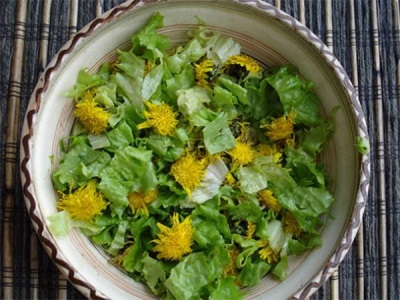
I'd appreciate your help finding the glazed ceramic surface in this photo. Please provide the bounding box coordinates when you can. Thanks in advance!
[20,0,370,299]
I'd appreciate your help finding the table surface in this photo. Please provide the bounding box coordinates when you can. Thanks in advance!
[1,0,399,299]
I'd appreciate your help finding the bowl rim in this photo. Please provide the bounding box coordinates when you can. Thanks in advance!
[20,0,371,299]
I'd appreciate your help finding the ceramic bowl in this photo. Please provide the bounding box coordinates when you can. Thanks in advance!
[20,0,370,299]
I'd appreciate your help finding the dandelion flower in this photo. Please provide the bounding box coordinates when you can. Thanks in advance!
[128,190,157,216]
[74,91,110,135]
[57,180,107,220]
[225,54,262,74]
[170,152,207,196]
[283,211,301,237]
[224,246,240,276]
[261,111,296,141]
[255,143,282,163]
[259,241,280,264]
[153,213,194,261]
[224,171,236,186]
[257,189,281,213]
[194,59,214,87]
[137,102,178,136]
[246,221,256,239]
[228,140,255,166]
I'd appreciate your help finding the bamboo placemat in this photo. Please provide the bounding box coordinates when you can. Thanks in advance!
[1,0,399,299]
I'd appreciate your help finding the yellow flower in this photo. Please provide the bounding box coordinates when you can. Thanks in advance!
[227,140,255,167]
[57,180,107,220]
[256,143,282,163]
[74,91,110,135]
[225,54,262,74]
[224,246,240,276]
[259,241,279,264]
[246,221,256,239]
[283,211,301,237]
[170,152,207,196]
[261,111,296,141]
[224,171,236,186]
[257,189,281,213]
[153,213,194,261]
[128,190,157,216]
[194,59,214,88]
[137,102,179,136]
[144,60,153,76]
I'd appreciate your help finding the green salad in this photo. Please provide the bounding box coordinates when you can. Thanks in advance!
[50,12,335,299]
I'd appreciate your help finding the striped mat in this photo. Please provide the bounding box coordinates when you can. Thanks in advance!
[1,0,399,299]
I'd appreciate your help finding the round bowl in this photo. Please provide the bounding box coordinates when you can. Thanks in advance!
[20,0,370,299]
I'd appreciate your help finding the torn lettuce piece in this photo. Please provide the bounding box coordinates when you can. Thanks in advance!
[237,258,270,287]
[209,276,243,300]
[284,148,326,188]
[98,146,158,208]
[52,136,110,191]
[142,63,164,100]
[94,83,116,108]
[106,120,134,151]
[65,68,105,99]
[177,86,211,116]
[356,136,370,155]
[217,76,249,105]
[276,186,334,233]
[164,66,195,101]
[203,112,235,155]
[131,12,170,61]
[165,246,229,299]
[141,253,167,296]
[265,66,322,126]
[146,129,187,162]
[212,86,238,119]
[207,35,241,65]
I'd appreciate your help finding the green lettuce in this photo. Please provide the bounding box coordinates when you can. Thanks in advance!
[203,112,235,155]
[266,66,322,126]
[98,146,158,208]
[165,246,229,299]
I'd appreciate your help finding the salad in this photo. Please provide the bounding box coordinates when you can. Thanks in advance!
[50,13,335,300]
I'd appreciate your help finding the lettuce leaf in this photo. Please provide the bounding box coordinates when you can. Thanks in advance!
[106,120,134,151]
[209,277,243,300]
[164,66,195,101]
[52,136,110,191]
[266,66,322,126]
[276,187,333,232]
[203,112,235,155]
[98,146,158,208]
[285,148,326,188]
[65,69,105,99]
[110,50,145,109]
[131,12,170,61]
[165,246,229,299]
[192,203,231,248]
[177,86,211,116]
[142,63,164,100]
[237,258,270,287]
[217,76,248,105]
[141,253,167,295]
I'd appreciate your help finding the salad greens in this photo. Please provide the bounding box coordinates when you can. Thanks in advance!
[50,12,335,299]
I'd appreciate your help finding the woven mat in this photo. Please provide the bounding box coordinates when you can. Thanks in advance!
[1,0,398,299]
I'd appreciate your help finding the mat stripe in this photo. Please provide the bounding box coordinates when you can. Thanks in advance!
[29,2,52,300]
[349,1,365,299]
[324,1,339,298]
[2,1,28,299]
[371,0,388,299]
